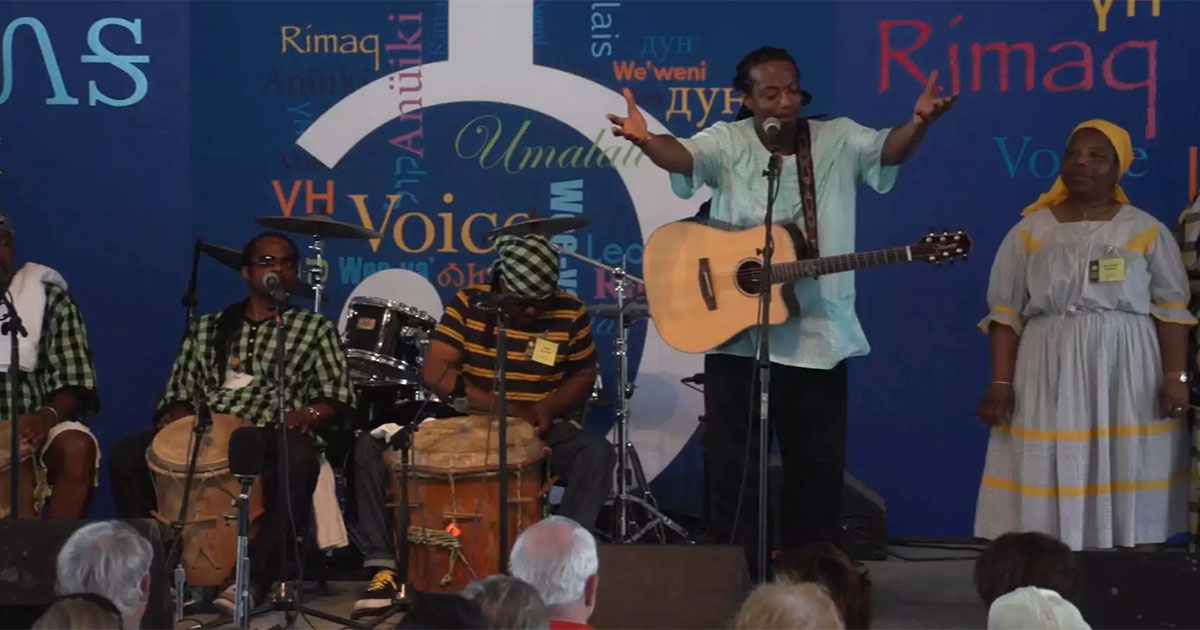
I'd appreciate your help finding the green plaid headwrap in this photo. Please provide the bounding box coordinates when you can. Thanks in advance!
[492,234,559,299]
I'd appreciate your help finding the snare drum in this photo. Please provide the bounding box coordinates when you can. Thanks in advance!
[0,421,38,518]
[385,415,549,592]
[343,297,436,385]
[146,413,264,586]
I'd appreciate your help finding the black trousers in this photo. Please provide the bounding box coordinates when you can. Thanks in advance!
[109,426,320,590]
[702,353,848,576]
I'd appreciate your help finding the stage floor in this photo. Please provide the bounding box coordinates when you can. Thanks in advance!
[178,546,987,629]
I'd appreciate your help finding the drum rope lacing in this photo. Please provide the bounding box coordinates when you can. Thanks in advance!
[405,466,530,587]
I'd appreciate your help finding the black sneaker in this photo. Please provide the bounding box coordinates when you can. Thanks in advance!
[354,569,399,614]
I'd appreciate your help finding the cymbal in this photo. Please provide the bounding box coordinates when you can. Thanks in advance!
[199,241,325,302]
[255,214,382,240]
[486,216,590,240]
[588,302,649,322]
[198,242,242,271]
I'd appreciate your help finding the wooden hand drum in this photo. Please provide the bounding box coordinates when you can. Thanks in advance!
[385,414,549,592]
[146,413,264,586]
[0,420,37,519]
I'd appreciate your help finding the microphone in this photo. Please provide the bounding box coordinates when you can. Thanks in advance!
[681,373,706,386]
[228,427,265,479]
[450,374,469,414]
[262,273,288,304]
[762,117,781,152]
[469,291,513,311]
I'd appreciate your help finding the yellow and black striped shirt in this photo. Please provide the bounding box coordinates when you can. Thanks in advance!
[433,284,596,404]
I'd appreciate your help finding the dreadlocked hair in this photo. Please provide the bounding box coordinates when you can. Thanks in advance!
[732,46,800,94]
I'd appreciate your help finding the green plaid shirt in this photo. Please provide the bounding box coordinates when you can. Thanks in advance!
[0,284,99,419]
[156,305,354,427]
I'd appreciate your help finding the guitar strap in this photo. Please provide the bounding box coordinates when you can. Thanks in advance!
[794,118,820,257]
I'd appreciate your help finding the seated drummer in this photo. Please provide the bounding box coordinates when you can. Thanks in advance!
[108,232,354,613]
[0,213,100,518]
[352,233,615,614]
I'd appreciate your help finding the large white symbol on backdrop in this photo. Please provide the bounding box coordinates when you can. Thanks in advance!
[298,0,703,482]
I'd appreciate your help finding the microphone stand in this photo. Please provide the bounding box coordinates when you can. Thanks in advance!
[754,141,782,582]
[2,286,25,520]
[231,473,255,630]
[495,306,510,574]
[202,295,366,630]
[257,296,366,627]
[165,239,213,622]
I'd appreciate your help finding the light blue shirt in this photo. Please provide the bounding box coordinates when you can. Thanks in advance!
[669,117,899,370]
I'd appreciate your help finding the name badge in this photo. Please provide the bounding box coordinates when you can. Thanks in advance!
[223,369,255,390]
[1089,257,1126,283]
[531,338,559,367]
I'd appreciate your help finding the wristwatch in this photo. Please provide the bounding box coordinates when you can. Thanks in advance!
[1168,371,1190,383]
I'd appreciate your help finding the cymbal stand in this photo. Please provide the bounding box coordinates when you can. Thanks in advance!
[554,246,692,544]
[306,235,326,312]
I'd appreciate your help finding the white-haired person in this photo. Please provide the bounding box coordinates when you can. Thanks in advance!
[462,574,550,630]
[36,520,153,630]
[510,516,599,630]
[733,580,845,630]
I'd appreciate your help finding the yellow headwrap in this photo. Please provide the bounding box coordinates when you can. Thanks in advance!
[1021,119,1133,216]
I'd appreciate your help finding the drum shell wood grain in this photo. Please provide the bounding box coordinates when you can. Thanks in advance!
[146,414,264,587]
[385,415,549,592]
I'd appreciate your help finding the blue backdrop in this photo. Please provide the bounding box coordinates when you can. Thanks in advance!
[1,0,1197,539]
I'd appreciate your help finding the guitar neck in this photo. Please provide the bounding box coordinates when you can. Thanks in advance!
[770,247,913,283]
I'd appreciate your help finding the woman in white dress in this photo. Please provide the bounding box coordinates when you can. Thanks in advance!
[974,119,1197,550]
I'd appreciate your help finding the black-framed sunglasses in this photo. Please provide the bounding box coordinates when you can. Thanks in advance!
[249,255,298,270]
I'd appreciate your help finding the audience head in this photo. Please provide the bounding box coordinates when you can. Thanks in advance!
[509,515,599,624]
[774,542,871,629]
[988,586,1091,629]
[396,592,490,630]
[975,532,1082,606]
[462,574,550,630]
[33,594,124,630]
[733,580,845,630]
[55,521,153,630]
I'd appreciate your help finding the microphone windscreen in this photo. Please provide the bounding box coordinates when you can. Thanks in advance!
[228,427,265,476]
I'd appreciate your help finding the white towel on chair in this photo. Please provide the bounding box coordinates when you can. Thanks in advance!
[312,454,348,551]
[0,263,66,372]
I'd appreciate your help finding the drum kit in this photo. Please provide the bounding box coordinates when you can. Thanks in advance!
[143,209,692,624]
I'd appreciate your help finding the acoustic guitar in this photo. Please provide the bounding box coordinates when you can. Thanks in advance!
[642,219,972,353]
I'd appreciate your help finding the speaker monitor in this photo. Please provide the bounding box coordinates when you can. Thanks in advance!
[0,518,172,629]
[1076,549,1200,630]
[590,544,751,629]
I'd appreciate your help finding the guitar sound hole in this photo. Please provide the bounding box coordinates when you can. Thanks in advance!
[736,260,763,296]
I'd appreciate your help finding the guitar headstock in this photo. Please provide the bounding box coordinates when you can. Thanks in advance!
[911,228,972,265]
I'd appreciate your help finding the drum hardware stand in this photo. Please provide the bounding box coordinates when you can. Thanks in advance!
[1,278,25,521]
[305,235,326,313]
[553,247,692,544]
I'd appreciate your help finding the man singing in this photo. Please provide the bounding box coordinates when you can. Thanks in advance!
[108,231,354,612]
[0,213,100,519]
[352,233,614,613]
[606,46,955,573]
